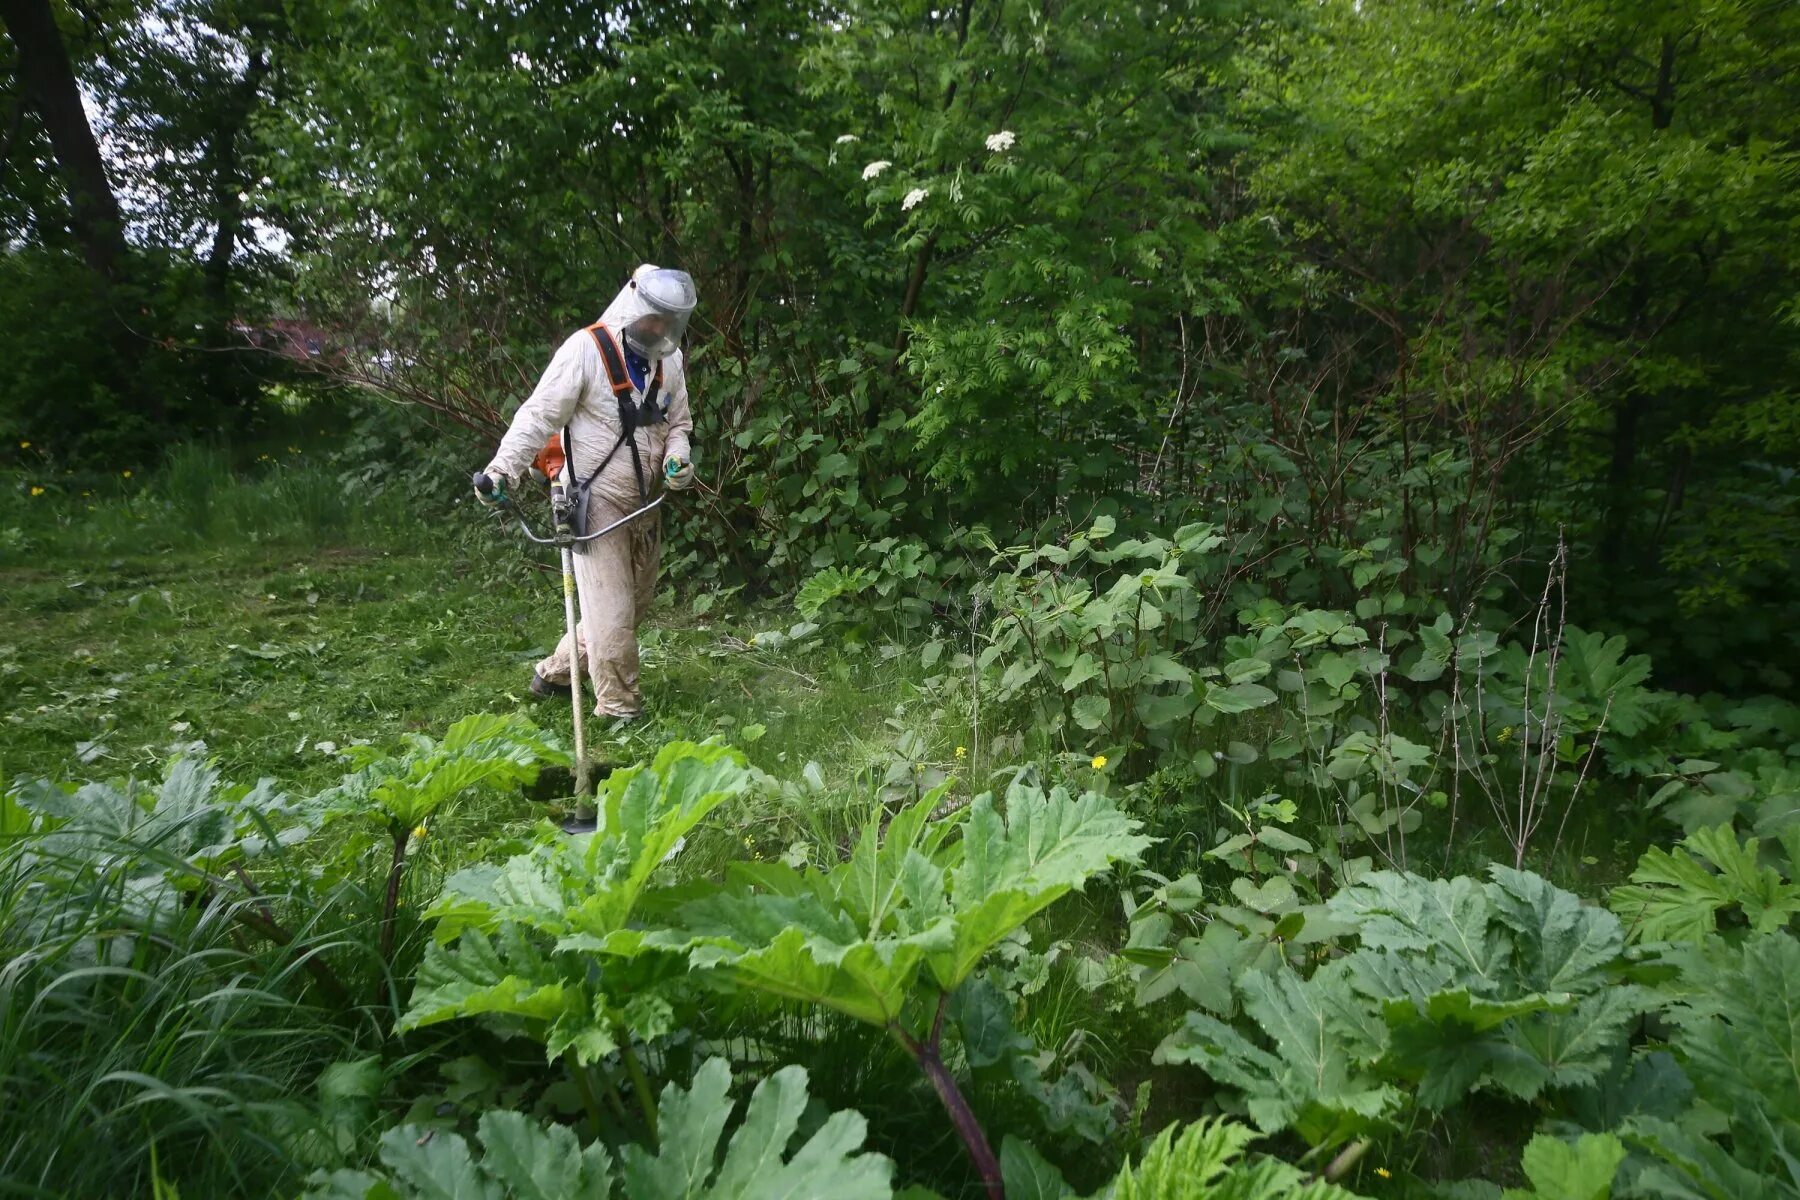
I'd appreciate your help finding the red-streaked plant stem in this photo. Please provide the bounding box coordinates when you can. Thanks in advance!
[378,826,408,971]
[893,994,1003,1200]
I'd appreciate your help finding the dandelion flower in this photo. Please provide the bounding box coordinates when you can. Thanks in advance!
[1091,754,1108,769]
[1375,1168,1391,1179]
[121,469,132,478]
[30,486,45,497]
[18,440,29,449]
[902,187,929,211]
[862,160,891,180]
[985,130,1016,152]
[835,133,859,144]
[955,745,967,760]
[411,824,428,841]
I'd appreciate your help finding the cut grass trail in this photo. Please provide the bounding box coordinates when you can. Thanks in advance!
[1,496,975,867]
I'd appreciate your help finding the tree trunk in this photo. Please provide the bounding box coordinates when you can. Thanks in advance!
[1598,392,1644,567]
[1,0,128,277]
[203,48,271,314]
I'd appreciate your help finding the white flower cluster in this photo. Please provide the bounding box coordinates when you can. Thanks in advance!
[985,130,1016,153]
[862,160,891,180]
[835,133,859,144]
[902,188,929,211]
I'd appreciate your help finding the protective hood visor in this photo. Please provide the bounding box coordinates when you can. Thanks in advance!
[621,268,696,359]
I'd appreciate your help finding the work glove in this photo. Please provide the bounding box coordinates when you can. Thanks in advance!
[663,454,695,491]
[472,470,510,506]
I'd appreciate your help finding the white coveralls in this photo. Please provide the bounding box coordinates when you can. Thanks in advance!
[482,279,693,717]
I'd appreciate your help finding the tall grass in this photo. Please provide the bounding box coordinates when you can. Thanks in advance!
[0,827,359,1197]
[1,447,412,566]
[160,443,234,540]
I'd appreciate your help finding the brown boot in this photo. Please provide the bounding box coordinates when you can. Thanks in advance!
[528,672,572,700]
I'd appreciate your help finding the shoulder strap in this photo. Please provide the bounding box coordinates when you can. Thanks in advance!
[585,322,635,397]
[575,321,651,502]
[641,358,665,423]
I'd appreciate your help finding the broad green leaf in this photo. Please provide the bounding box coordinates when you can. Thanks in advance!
[1205,682,1277,714]
[1488,866,1623,992]
[473,1111,614,1200]
[401,927,576,1034]
[620,1060,894,1200]
[666,782,1147,1041]
[1062,654,1101,692]
[402,743,750,1063]
[1071,693,1111,731]
[1500,1133,1625,1200]
[1609,825,1800,944]
[1330,872,1502,989]
[374,1128,499,1200]
[998,1137,1074,1200]
[307,1061,888,1200]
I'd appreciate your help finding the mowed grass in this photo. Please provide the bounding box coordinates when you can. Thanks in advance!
[1,472,974,855]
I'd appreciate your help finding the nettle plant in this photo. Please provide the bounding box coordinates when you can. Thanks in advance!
[974,517,1233,755]
[971,520,1446,848]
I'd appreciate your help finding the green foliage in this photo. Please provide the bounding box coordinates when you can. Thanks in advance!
[398,742,751,1062]
[318,713,570,836]
[796,565,877,622]
[1109,1119,1359,1200]
[662,777,1150,1033]
[0,764,348,1197]
[1501,1134,1626,1200]
[997,1118,1363,1200]
[1625,933,1800,1198]
[1610,825,1800,944]
[304,1059,894,1199]
[1156,868,1644,1151]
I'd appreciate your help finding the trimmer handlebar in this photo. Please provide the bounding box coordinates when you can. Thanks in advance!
[472,467,664,547]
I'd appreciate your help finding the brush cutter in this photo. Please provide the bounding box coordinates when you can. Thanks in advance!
[472,467,670,830]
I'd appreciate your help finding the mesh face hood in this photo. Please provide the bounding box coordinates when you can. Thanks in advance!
[598,264,696,360]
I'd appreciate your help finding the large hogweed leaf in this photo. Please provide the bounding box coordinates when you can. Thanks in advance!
[1624,932,1800,1198]
[396,742,750,1062]
[10,761,313,929]
[1159,868,1645,1151]
[1499,1133,1626,1200]
[303,1059,893,1200]
[664,777,1150,1035]
[1608,824,1800,944]
[317,713,569,832]
[1155,959,1404,1150]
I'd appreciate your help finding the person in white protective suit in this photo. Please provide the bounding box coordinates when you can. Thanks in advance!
[475,265,699,721]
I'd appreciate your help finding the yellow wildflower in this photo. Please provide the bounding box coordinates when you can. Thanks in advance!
[1375,1167,1391,1179]
[955,746,967,759]
[30,486,45,496]
[121,469,132,478]
[1091,754,1108,769]
[411,824,428,841]
[18,440,29,449]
